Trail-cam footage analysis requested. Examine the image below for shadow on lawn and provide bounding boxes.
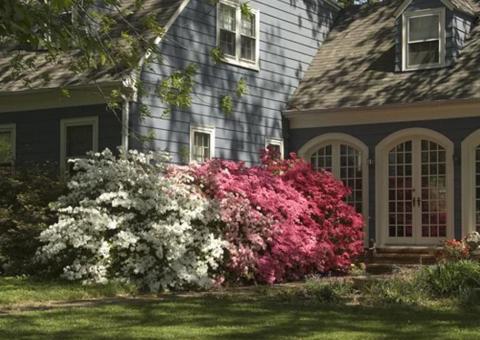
[0,296,479,339]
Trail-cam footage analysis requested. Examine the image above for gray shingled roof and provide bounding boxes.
[0,0,185,93]
[288,0,480,112]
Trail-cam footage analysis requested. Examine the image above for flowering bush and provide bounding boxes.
[190,150,364,284]
[37,150,225,292]
[438,239,470,262]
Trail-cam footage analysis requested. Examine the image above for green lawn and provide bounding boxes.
[0,277,480,339]
[0,276,136,306]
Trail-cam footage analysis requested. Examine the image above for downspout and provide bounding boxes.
[121,94,130,151]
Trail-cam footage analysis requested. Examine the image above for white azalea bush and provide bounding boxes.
[37,149,225,292]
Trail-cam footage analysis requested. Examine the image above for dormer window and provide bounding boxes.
[402,8,446,71]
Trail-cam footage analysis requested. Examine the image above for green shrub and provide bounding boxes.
[362,273,428,305]
[303,279,354,303]
[419,260,480,297]
[271,279,354,304]
[0,166,65,275]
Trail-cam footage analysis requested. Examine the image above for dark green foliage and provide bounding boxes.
[0,167,65,275]
[420,260,480,297]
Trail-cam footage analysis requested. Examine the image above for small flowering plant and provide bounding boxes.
[437,239,470,263]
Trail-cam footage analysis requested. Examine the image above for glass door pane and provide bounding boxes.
[420,140,447,238]
[388,141,414,239]
[340,144,363,214]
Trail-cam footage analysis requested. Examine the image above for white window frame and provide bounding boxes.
[216,0,260,71]
[265,137,284,159]
[402,8,446,71]
[189,125,215,163]
[60,116,99,174]
[0,124,16,166]
[298,133,369,246]
[461,129,480,236]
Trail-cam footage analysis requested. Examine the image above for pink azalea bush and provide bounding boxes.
[190,150,364,284]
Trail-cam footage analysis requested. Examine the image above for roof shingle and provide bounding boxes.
[0,0,186,93]
[289,0,480,112]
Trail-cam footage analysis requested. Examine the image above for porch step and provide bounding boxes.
[362,247,439,274]
[375,247,440,255]
[367,253,436,265]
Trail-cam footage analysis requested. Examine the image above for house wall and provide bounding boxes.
[0,104,122,168]
[131,0,339,164]
[289,115,480,242]
[394,0,474,71]
[451,11,474,60]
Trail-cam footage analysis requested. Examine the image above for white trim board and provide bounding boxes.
[461,129,480,236]
[394,0,454,18]
[0,84,121,113]
[285,99,480,129]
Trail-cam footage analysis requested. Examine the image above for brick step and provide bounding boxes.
[375,247,440,255]
[365,264,401,275]
[366,253,436,265]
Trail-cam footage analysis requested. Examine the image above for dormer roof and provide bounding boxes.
[288,0,480,112]
[394,0,480,17]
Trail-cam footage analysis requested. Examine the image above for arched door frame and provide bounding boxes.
[461,129,480,236]
[299,133,369,246]
[375,128,454,247]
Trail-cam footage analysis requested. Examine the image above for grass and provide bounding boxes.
[0,276,136,306]
[0,277,480,339]
[0,293,480,339]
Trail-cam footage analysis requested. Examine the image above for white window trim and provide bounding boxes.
[216,0,260,71]
[60,116,99,175]
[299,133,369,247]
[265,137,284,159]
[189,125,215,163]
[0,124,16,165]
[461,129,480,236]
[402,8,446,71]
[375,128,454,247]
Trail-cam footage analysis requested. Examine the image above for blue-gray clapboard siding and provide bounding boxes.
[394,0,475,71]
[452,11,474,60]
[0,104,122,167]
[131,0,338,164]
[288,116,480,241]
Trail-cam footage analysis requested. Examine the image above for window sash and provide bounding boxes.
[217,1,259,67]
[403,9,445,70]
[408,15,439,42]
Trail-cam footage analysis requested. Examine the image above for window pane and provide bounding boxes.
[310,145,333,173]
[219,4,236,31]
[66,125,93,158]
[267,144,281,159]
[408,41,439,66]
[241,36,255,61]
[0,131,12,164]
[220,30,236,56]
[409,15,439,41]
[192,132,211,162]
[241,13,255,37]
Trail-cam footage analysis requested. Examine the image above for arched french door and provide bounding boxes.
[299,133,369,246]
[376,129,454,246]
